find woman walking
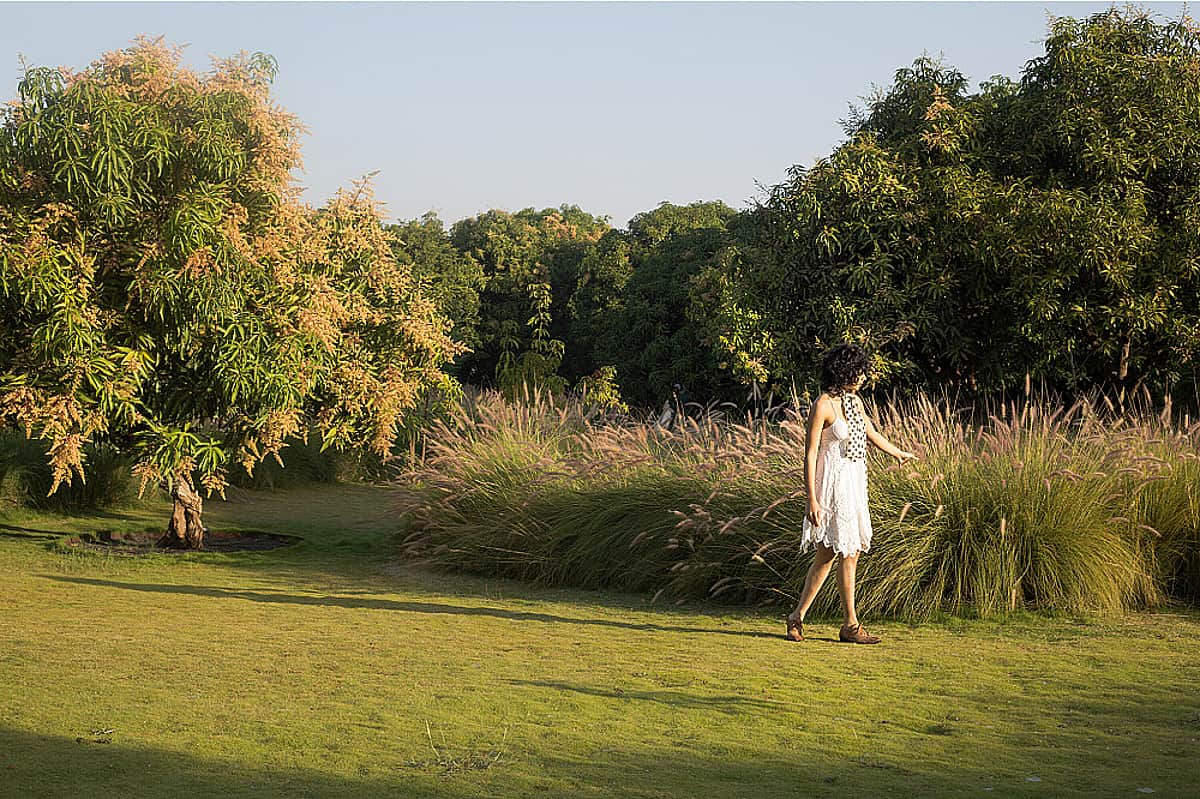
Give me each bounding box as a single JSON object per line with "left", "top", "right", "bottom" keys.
{"left": 785, "top": 343, "right": 916, "bottom": 644}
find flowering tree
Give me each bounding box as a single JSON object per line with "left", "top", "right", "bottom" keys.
{"left": 0, "top": 39, "right": 463, "bottom": 547}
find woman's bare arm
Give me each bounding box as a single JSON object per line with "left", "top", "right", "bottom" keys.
{"left": 858, "top": 397, "right": 918, "bottom": 463}
{"left": 805, "top": 396, "right": 834, "bottom": 525}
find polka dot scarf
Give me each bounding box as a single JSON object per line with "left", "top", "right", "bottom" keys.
{"left": 840, "top": 393, "right": 868, "bottom": 463}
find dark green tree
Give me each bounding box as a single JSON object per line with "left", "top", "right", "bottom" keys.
{"left": 449, "top": 205, "right": 608, "bottom": 393}
{"left": 592, "top": 201, "right": 740, "bottom": 408}
{"left": 705, "top": 8, "right": 1200, "bottom": 404}
{"left": 563, "top": 229, "right": 633, "bottom": 383}
{"left": 389, "top": 212, "right": 485, "bottom": 361}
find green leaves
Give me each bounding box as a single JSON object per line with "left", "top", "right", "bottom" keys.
{"left": 16, "top": 66, "right": 65, "bottom": 111}
{"left": 449, "top": 206, "right": 608, "bottom": 393}
{"left": 707, "top": 7, "right": 1200, "bottom": 403}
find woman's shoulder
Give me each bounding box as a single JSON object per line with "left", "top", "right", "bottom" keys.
{"left": 810, "top": 392, "right": 835, "bottom": 416}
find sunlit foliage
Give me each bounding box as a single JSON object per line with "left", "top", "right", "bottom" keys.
{"left": 0, "top": 39, "right": 463, "bottom": 525}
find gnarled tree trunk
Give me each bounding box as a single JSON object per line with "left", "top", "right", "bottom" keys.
{"left": 157, "top": 474, "right": 206, "bottom": 549}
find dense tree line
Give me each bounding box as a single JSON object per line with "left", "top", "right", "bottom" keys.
{"left": 388, "top": 200, "right": 741, "bottom": 409}
{"left": 389, "top": 7, "right": 1200, "bottom": 410}
{"left": 703, "top": 8, "right": 1200, "bottom": 404}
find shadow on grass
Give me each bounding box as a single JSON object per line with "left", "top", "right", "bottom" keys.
{"left": 0, "top": 728, "right": 476, "bottom": 799}
{"left": 0, "top": 508, "right": 157, "bottom": 535}
{"left": 3, "top": 724, "right": 1178, "bottom": 799}
{"left": 0, "top": 522, "right": 62, "bottom": 538}
{"left": 44, "top": 575, "right": 779, "bottom": 640}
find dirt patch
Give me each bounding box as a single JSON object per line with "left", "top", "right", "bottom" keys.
{"left": 62, "top": 528, "right": 300, "bottom": 554}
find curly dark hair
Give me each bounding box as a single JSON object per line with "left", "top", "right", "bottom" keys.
{"left": 819, "top": 343, "right": 870, "bottom": 394}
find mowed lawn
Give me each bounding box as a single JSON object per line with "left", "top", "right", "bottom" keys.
{"left": 1, "top": 485, "right": 1197, "bottom": 798}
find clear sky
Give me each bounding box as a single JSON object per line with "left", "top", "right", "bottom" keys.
{"left": 1, "top": 1, "right": 1190, "bottom": 227}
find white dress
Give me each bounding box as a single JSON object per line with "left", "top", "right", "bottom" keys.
{"left": 800, "top": 394, "right": 872, "bottom": 556}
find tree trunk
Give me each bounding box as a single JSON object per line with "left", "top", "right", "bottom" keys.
{"left": 157, "top": 474, "right": 205, "bottom": 549}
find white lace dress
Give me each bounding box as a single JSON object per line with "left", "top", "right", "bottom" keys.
{"left": 800, "top": 394, "right": 872, "bottom": 556}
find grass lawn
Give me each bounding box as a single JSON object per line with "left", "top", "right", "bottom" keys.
{"left": 1, "top": 484, "right": 1197, "bottom": 798}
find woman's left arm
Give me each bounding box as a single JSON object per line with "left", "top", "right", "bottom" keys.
{"left": 859, "top": 398, "right": 917, "bottom": 463}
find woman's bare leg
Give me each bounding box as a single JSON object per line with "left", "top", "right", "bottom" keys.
{"left": 788, "top": 544, "right": 837, "bottom": 622}
{"left": 836, "top": 553, "right": 860, "bottom": 627}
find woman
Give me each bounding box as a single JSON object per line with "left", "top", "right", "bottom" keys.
{"left": 785, "top": 343, "right": 916, "bottom": 644}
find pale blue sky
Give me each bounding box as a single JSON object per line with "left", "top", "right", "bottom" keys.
{"left": 1, "top": 2, "right": 1189, "bottom": 227}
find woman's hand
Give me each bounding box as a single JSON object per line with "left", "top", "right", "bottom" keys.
{"left": 807, "top": 501, "right": 824, "bottom": 528}
{"left": 895, "top": 450, "right": 919, "bottom": 465}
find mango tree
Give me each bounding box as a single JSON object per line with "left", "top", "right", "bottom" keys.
{"left": 0, "top": 39, "right": 463, "bottom": 547}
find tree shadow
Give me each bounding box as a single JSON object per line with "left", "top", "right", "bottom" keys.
{"left": 0, "top": 723, "right": 1056, "bottom": 799}
{"left": 0, "top": 727, "right": 476, "bottom": 799}
{"left": 4, "top": 711, "right": 1187, "bottom": 799}
{"left": 44, "top": 575, "right": 781, "bottom": 640}
{"left": 0, "top": 508, "right": 159, "bottom": 537}
{"left": 0, "top": 522, "right": 63, "bottom": 538}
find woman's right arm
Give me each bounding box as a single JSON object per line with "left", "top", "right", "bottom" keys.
{"left": 805, "top": 396, "right": 830, "bottom": 527}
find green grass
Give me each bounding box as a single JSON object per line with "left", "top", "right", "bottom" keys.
{"left": 1, "top": 484, "right": 1198, "bottom": 797}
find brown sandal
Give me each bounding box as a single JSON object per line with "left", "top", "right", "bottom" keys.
{"left": 785, "top": 613, "right": 804, "bottom": 642}
{"left": 839, "top": 623, "right": 881, "bottom": 644}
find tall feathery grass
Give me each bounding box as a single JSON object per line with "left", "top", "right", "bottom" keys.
{"left": 396, "top": 386, "right": 1200, "bottom": 618}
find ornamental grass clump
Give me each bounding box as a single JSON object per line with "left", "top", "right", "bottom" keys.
{"left": 1130, "top": 398, "right": 1200, "bottom": 603}
{"left": 396, "top": 386, "right": 728, "bottom": 590}
{"left": 396, "top": 386, "right": 1199, "bottom": 618}
{"left": 860, "top": 394, "right": 1157, "bottom": 617}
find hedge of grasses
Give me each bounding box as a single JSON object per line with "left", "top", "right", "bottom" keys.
{"left": 396, "top": 386, "right": 1200, "bottom": 619}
